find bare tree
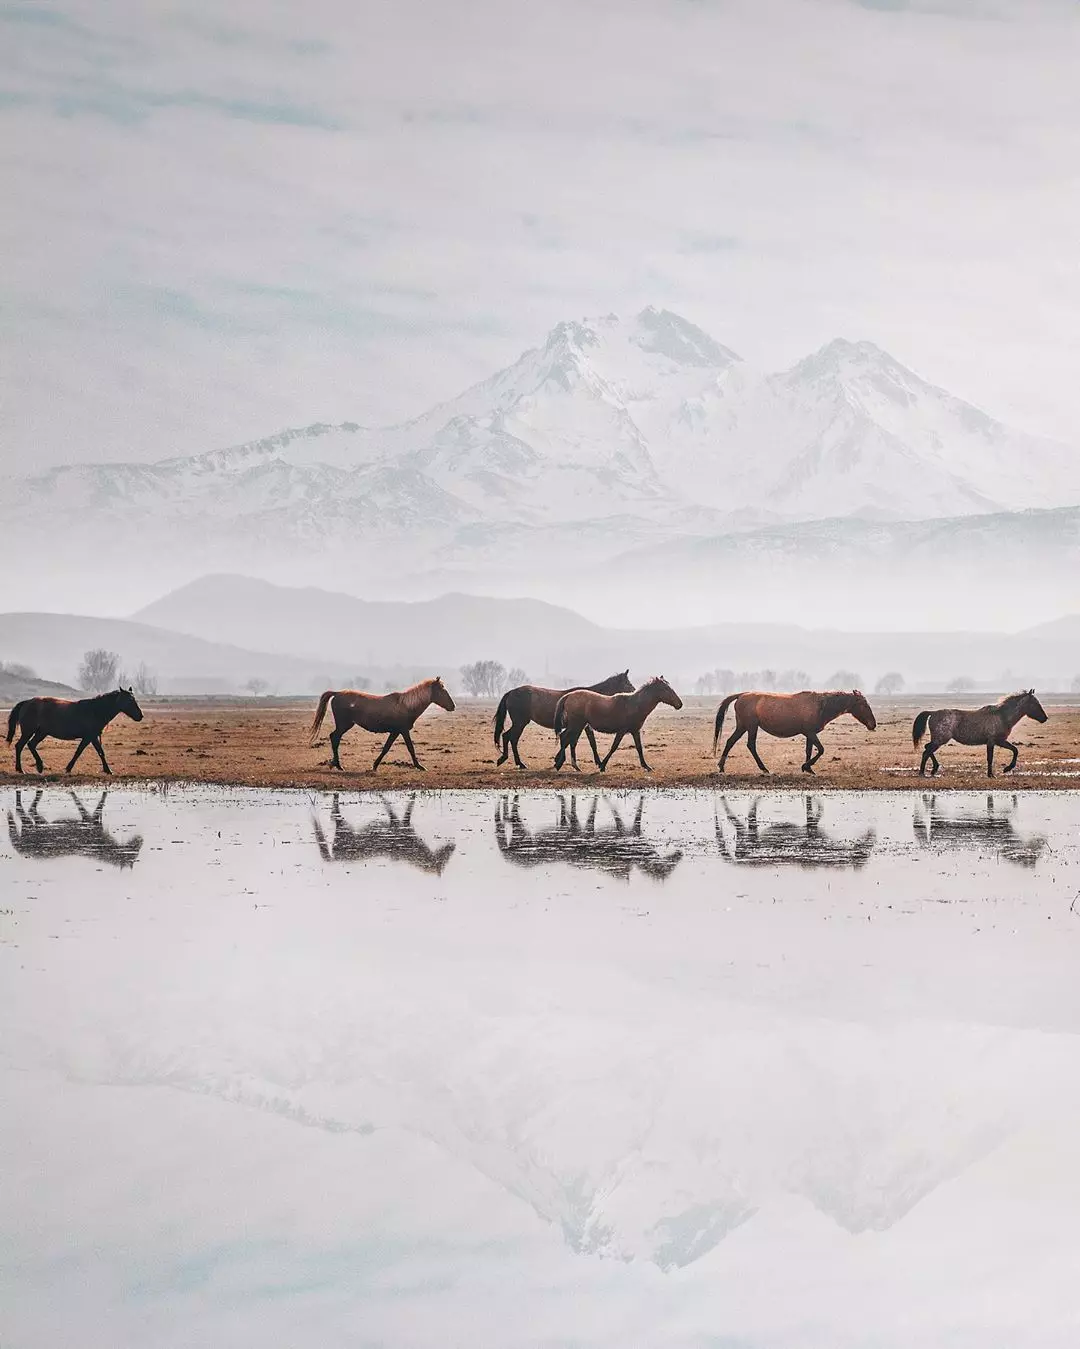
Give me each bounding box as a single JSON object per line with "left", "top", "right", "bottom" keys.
{"left": 0, "top": 660, "right": 36, "bottom": 679}
{"left": 460, "top": 660, "right": 507, "bottom": 698}
{"left": 78, "top": 648, "right": 120, "bottom": 693}
{"left": 123, "top": 661, "right": 159, "bottom": 696}
{"left": 507, "top": 667, "right": 530, "bottom": 688}
{"left": 244, "top": 676, "right": 270, "bottom": 696}
{"left": 875, "top": 671, "right": 905, "bottom": 696}
{"left": 778, "top": 668, "right": 811, "bottom": 691}
{"left": 1071, "top": 673, "right": 1080, "bottom": 695}
{"left": 946, "top": 675, "right": 977, "bottom": 695}
{"left": 825, "top": 669, "right": 864, "bottom": 689}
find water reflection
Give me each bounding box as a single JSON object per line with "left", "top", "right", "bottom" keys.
{"left": 913, "top": 793, "right": 1049, "bottom": 868}
{"left": 715, "top": 794, "right": 876, "bottom": 870}
{"left": 312, "top": 792, "right": 456, "bottom": 875}
{"left": 494, "top": 793, "right": 683, "bottom": 880}
{"left": 5, "top": 788, "right": 143, "bottom": 869}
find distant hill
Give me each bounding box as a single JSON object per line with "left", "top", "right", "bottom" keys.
{"left": 133, "top": 575, "right": 601, "bottom": 667}
{"left": 0, "top": 613, "right": 360, "bottom": 696}
{"left": 0, "top": 668, "right": 80, "bottom": 702}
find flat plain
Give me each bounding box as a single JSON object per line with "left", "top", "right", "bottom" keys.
{"left": 3, "top": 696, "right": 1079, "bottom": 791}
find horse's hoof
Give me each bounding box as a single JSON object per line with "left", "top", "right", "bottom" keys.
{"left": 416, "top": 765, "right": 426, "bottom": 772}
{"left": 643, "top": 765, "right": 653, "bottom": 772}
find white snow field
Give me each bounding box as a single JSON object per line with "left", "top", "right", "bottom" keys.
{"left": 3, "top": 785, "right": 1080, "bottom": 1347}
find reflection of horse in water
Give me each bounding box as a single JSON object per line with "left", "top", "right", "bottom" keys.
{"left": 715, "top": 795, "right": 876, "bottom": 870}
{"left": 913, "top": 794, "right": 1048, "bottom": 868}
{"left": 494, "top": 794, "right": 683, "bottom": 880}
{"left": 6, "top": 789, "right": 144, "bottom": 868}
{"left": 312, "top": 793, "right": 456, "bottom": 875}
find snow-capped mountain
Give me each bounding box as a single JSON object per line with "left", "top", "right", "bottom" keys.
{"left": 5, "top": 307, "right": 1079, "bottom": 617}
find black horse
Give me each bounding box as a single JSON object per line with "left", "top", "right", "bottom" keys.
{"left": 7, "top": 688, "right": 144, "bottom": 775}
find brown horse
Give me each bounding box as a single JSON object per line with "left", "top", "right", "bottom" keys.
{"left": 553, "top": 675, "right": 683, "bottom": 772}
{"left": 912, "top": 689, "right": 1046, "bottom": 778}
{"left": 309, "top": 677, "right": 455, "bottom": 771}
{"left": 7, "top": 688, "right": 144, "bottom": 775}
{"left": 713, "top": 689, "right": 876, "bottom": 775}
{"left": 494, "top": 670, "right": 633, "bottom": 769}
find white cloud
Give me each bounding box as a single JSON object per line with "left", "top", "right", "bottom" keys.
{"left": 2, "top": 0, "right": 1079, "bottom": 468}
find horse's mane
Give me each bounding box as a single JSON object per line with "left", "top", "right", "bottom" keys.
{"left": 399, "top": 678, "right": 438, "bottom": 712}
{"left": 80, "top": 689, "right": 122, "bottom": 706}
{"left": 996, "top": 689, "right": 1031, "bottom": 713}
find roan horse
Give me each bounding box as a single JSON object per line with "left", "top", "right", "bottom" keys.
{"left": 310, "top": 678, "right": 455, "bottom": 771}
{"left": 493, "top": 670, "right": 633, "bottom": 769}
{"left": 553, "top": 675, "right": 683, "bottom": 772}
{"left": 912, "top": 689, "right": 1047, "bottom": 778}
{"left": 713, "top": 689, "right": 877, "bottom": 775}
{"left": 6, "top": 688, "right": 144, "bottom": 775}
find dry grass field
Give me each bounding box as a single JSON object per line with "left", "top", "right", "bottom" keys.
{"left": 3, "top": 696, "right": 1080, "bottom": 791}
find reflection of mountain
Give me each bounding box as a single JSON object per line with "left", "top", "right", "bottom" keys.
{"left": 312, "top": 794, "right": 455, "bottom": 875}
{"left": 913, "top": 793, "right": 1048, "bottom": 868}
{"left": 715, "top": 795, "right": 876, "bottom": 870}
{"left": 5, "top": 789, "right": 142, "bottom": 869}
{"left": 494, "top": 794, "right": 683, "bottom": 880}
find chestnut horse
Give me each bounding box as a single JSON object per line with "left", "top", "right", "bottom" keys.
{"left": 493, "top": 669, "right": 633, "bottom": 769}
{"left": 713, "top": 689, "right": 876, "bottom": 775}
{"left": 912, "top": 689, "right": 1046, "bottom": 778}
{"left": 6, "top": 688, "right": 144, "bottom": 775}
{"left": 310, "top": 677, "right": 455, "bottom": 771}
{"left": 553, "top": 675, "right": 683, "bottom": 772}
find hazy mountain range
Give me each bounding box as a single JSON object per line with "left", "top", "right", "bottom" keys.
{"left": 2, "top": 575, "right": 1077, "bottom": 695}
{"left": 6, "top": 308, "right": 1079, "bottom": 626}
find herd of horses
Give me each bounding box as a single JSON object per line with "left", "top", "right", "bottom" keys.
{"left": 5, "top": 674, "right": 1051, "bottom": 779}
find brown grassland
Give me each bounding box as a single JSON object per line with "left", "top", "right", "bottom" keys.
{"left": 3, "top": 696, "right": 1080, "bottom": 791}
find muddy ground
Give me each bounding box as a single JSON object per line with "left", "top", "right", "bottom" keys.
{"left": 3, "top": 697, "right": 1079, "bottom": 791}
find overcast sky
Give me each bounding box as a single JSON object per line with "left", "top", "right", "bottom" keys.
{"left": 3, "top": 0, "right": 1079, "bottom": 472}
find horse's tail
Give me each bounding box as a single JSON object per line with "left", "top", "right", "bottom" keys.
{"left": 309, "top": 691, "right": 336, "bottom": 745}
{"left": 912, "top": 710, "right": 931, "bottom": 747}
{"left": 6, "top": 701, "right": 25, "bottom": 744}
{"left": 553, "top": 694, "right": 569, "bottom": 737}
{"left": 493, "top": 692, "right": 510, "bottom": 747}
{"left": 712, "top": 694, "right": 741, "bottom": 753}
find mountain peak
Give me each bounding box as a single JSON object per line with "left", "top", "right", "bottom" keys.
{"left": 632, "top": 307, "right": 741, "bottom": 368}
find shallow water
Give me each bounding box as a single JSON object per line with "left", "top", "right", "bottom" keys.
{"left": 3, "top": 785, "right": 1080, "bottom": 1347}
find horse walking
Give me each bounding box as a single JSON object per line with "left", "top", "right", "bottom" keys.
{"left": 912, "top": 689, "right": 1046, "bottom": 778}
{"left": 713, "top": 689, "right": 876, "bottom": 774}
{"left": 309, "top": 678, "right": 455, "bottom": 771}
{"left": 493, "top": 670, "right": 633, "bottom": 769}
{"left": 553, "top": 675, "right": 683, "bottom": 772}
{"left": 6, "top": 688, "right": 144, "bottom": 775}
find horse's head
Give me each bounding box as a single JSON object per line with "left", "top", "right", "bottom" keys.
{"left": 849, "top": 689, "right": 877, "bottom": 731}
{"left": 117, "top": 687, "right": 144, "bottom": 722}
{"left": 431, "top": 676, "right": 456, "bottom": 713}
{"left": 614, "top": 669, "right": 634, "bottom": 694}
{"left": 651, "top": 675, "right": 683, "bottom": 710}
{"left": 1021, "top": 688, "right": 1048, "bottom": 723}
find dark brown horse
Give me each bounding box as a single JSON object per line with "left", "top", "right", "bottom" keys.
{"left": 310, "top": 677, "right": 455, "bottom": 771}
{"left": 493, "top": 670, "right": 633, "bottom": 769}
{"left": 713, "top": 689, "right": 876, "bottom": 775}
{"left": 912, "top": 689, "right": 1047, "bottom": 778}
{"left": 553, "top": 675, "right": 683, "bottom": 772}
{"left": 7, "top": 688, "right": 144, "bottom": 775}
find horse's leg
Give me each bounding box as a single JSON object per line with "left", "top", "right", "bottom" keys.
{"left": 91, "top": 737, "right": 112, "bottom": 775}
{"left": 801, "top": 735, "right": 815, "bottom": 774}
{"left": 28, "top": 732, "right": 48, "bottom": 774}
{"left": 631, "top": 730, "right": 651, "bottom": 772}
{"left": 584, "top": 725, "right": 602, "bottom": 769}
{"left": 569, "top": 728, "right": 584, "bottom": 772}
{"left": 1000, "top": 739, "right": 1020, "bottom": 773}
{"left": 510, "top": 721, "right": 528, "bottom": 770}
{"left": 919, "top": 742, "right": 941, "bottom": 776}
{"left": 717, "top": 726, "right": 746, "bottom": 773}
{"left": 400, "top": 729, "right": 425, "bottom": 771}
{"left": 747, "top": 727, "right": 770, "bottom": 775}
{"left": 928, "top": 742, "right": 943, "bottom": 776}
{"left": 986, "top": 742, "right": 994, "bottom": 779}
{"left": 600, "top": 732, "right": 625, "bottom": 772}
{"left": 372, "top": 731, "right": 399, "bottom": 770}
{"left": 66, "top": 738, "right": 92, "bottom": 773}
{"left": 14, "top": 729, "right": 30, "bottom": 773}
{"left": 328, "top": 704, "right": 349, "bottom": 770}
{"left": 553, "top": 728, "right": 569, "bottom": 771}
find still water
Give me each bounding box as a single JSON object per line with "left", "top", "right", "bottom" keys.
{"left": 3, "top": 785, "right": 1080, "bottom": 1347}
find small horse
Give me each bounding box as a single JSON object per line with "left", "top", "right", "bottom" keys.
{"left": 912, "top": 689, "right": 1047, "bottom": 778}
{"left": 309, "top": 677, "right": 455, "bottom": 771}
{"left": 494, "top": 670, "right": 634, "bottom": 769}
{"left": 553, "top": 675, "right": 683, "bottom": 772}
{"left": 6, "top": 688, "right": 144, "bottom": 775}
{"left": 713, "top": 689, "right": 877, "bottom": 775}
